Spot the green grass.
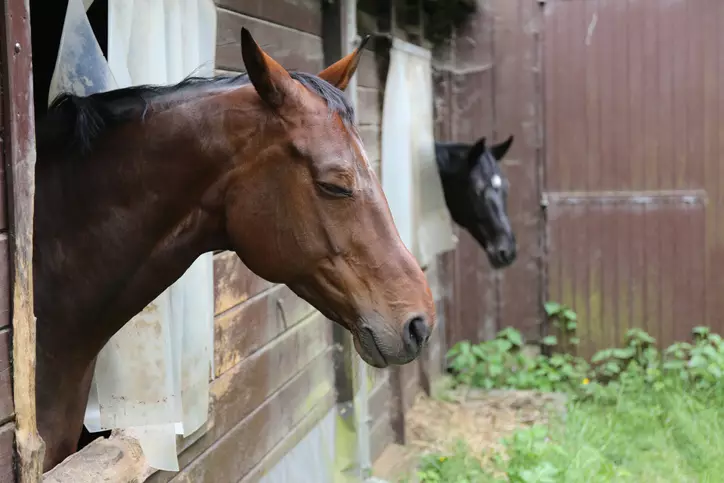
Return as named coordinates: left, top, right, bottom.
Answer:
left=422, top=321, right=724, bottom=482
left=416, top=379, right=724, bottom=483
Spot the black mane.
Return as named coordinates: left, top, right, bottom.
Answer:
left=37, top=71, right=355, bottom=157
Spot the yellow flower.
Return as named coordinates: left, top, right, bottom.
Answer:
left=582, top=378, right=590, bottom=385
left=439, top=456, right=447, bottom=462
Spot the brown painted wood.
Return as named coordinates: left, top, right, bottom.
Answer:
left=216, top=10, right=324, bottom=73
left=216, top=0, right=322, bottom=36
left=0, top=423, right=14, bottom=483
left=147, top=314, right=333, bottom=483
left=492, top=0, right=543, bottom=340
left=237, top=396, right=334, bottom=483
left=0, top=237, right=10, bottom=330
left=0, top=330, right=14, bottom=425
left=213, top=251, right=273, bottom=315
left=214, top=284, right=315, bottom=377
left=154, top=351, right=335, bottom=483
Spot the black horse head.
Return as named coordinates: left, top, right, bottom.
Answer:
left=435, top=135, right=516, bottom=269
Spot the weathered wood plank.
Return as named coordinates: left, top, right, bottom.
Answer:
left=0, top=237, right=10, bottom=329
left=216, top=10, right=324, bottom=74
left=369, top=413, right=394, bottom=466
left=213, top=251, right=273, bottom=315
left=159, top=352, right=336, bottom=483
left=0, top=423, right=14, bottom=483
left=0, top=173, right=7, bottom=232
left=0, top=330, right=14, bottom=425
left=214, top=284, right=316, bottom=377
left=237, top=400, right=334, bottom=483
left=357, top=87, right=380, bottom=126
left=216, top=0, right=322, bottom=36
left=401, top=360, right=421, bottom=412
left=42, top=430, right=152, bottom=483
left=356, top=47, right=379, bottom=89
left=147, top=314, right=333, bottom=483
left=358, top=124, right=380, bottom=166
left=368, top=378, right=391, bottom=423
left=366, top=363, right=387, bottom=391
left=2, top=0, right=44, bottom=479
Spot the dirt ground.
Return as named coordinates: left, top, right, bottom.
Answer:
left=371, top=383, right=567, bottom=482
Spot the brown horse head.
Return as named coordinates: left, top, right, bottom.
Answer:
left=215, top=29, right=434, bottom=367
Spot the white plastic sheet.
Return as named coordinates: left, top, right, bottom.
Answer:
left=48, top=0, right=218, bottom=471
left=380, top=39, right=457, bottom=269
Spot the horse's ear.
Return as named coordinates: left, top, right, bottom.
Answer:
left=317, top=36, right=370, bottom=90
left=240, top=28, right=297, bottom=109
left=467, top=137, right=487, bottom=169
left=490, top=135, right=514, bottom=161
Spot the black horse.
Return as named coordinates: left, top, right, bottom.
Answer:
left=434, top=136, right=516, bottom=269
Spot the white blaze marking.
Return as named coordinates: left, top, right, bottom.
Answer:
left=491, top=174, right=502, bottom=189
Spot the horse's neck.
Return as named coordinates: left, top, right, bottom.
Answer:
left=33, top=105, right=232, bottom=359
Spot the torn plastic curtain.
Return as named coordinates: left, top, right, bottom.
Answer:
left=47, top=0, right=217, bottom=472
left=380, top=39, right=457, bottom=269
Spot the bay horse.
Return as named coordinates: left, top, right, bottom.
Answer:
left=34, top=28, right=435, bottom=470
left=434, top=136, right=516, bottom=268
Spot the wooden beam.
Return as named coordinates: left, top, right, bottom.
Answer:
left=0, top=0, right=45, bottom=480
left=42, top=431, right=152, bottom=483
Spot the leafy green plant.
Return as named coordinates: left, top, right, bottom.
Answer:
left=494, top=425, right=564, bottom=483
left=415, top=441, right=488, bottom=483
left=544, top=301, right=580, bottom=351
left=447, top=328, right=590, bottom=392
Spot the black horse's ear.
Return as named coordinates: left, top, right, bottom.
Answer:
left=467, top=137, right=487, bottom=169
left=490, top=135, right=514, bottom=161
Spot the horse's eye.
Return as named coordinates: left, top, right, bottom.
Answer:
left=317, top=181, right=353, bottom=198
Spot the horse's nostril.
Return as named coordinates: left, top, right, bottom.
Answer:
left=403, top=316, right=430, bottom=355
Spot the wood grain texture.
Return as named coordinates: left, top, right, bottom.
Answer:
left=355, top=47, right=379, bottom=89
left=237, top=399, right=334, bottom=483
left=0, top=423, right=14, bottom=483
left=42, top=430, right=152, bottom=483
left=216, top=0, right=322, bottom=36
left=216, top=10, right=324, bottom=73
left=369, top=413, right=394, bottom=466
left=147, top=314, right=333, bottom=483
left=213, top=251, right=273, bottom=316
left=2, top=0, right=44, bottom=480
left=0, top=330, right=14, bottom=425
left=214, top=285, right=315, bottom=377
left=356, top=87, right=380, bottom=126
left=358, top=124, right=380, bottom=166
left=0, top=237, right=10, bottom=330
left=154, top=351, right=335, bottom=483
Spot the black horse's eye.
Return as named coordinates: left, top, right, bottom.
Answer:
left=317, top=181, right=353, bottom=198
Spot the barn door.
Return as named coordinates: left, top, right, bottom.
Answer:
left=542, top=0, right=721, bottom=356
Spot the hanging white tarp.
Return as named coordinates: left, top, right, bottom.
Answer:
left=49, top=0, right=217, bottom=471
left=380, top=38, right=456, bottom=269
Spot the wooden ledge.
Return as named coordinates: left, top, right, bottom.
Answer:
left=43, top=430, right=154, bottom=483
